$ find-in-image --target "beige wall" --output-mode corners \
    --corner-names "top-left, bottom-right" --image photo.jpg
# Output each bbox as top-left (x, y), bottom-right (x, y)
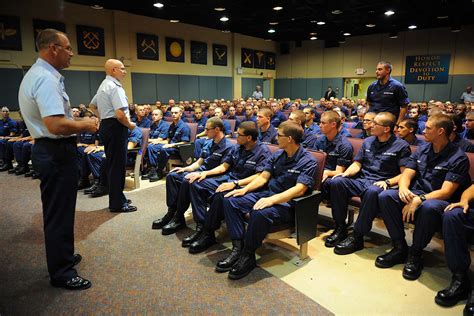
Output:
top-left (0, 0), bottom-right (277, 101)
top-left (277, 25), bottom-right (474, 78)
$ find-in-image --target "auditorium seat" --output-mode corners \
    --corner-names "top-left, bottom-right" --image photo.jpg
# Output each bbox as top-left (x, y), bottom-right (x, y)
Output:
top-left (348, 128), bottom-right (362, 138)
top-left (127, 127), bottom-right (150, 189)
top-left (166, 123), bottom-right (198, 171)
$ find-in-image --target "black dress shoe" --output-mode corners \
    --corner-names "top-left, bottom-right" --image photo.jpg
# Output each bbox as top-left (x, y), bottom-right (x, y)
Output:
top-left (189, 232), bottom-right (216, 254)
top-left (334, 233), bottom-right (364, 255)
top-left (152, 210), bottom-right (175, 229)
top-left (464, 291), bottom-right (474, 316)
top-left (0, 163), bottom-right (12, 172)
top-left (149, 172), bottom-right (163, 182)
top-left (228, 252), bottom-right (257, 280)
top-left (7, 166), bottom-right (17, 174)
top-left (73, 254), bottom-right (82, 266)
top-left (31, 172), bottom-right (39, 179)
top-left (84, 183), bottom-right (98, 195)
top-left (77, 178), bottom-right (91, 190)
top-left (24, 170), bottom-right (35, 177)
top-left (325, 225), bottom-right (347, 248)
top-left (182, 225), bottom-right (204, 248)
top-left (141, 167), bottom-right (154, 180)
top-left (161, 215), bottom-right (186, 235)
top-left (90, 185), bottom-right (108, 198)
top-left (50, 276), bottom-right (92, 290)
top-left (435, 273), bottom-right (470, 307)
top-left (403, 250), bottom-right (423, 280)
top-left (110, 203), bottom-right (137, 213)
top-left (216, 240), bottom-right (243, 273)
top-left (375, 240), bottom-right (408, 268)
top-left (15, 166), bottom-right (28, 175)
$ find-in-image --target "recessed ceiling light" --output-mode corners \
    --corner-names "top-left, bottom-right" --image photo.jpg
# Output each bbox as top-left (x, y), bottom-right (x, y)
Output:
top-left (91, 4), bottom-right (103, 9)
top-left (273, 6), bottom-right (283, 11)
top-left (384, 10), bottom-right (395, 16)
top-left (170, 20), bottom-right (180, 23)
top-left (451, 26), bottom-right (461, 32)
top-left (366, 23), bottom-right (376, 28)
top-left (310, 36), bottom-right (317, 40)
top-left (309, 32), bottom-right (317, 35)
top-left (408, 24), bottom-right (417, 29)
top-left (343, 32), bottom-right (351, 36)
top-left (317, 21), bottom-right (326, 25)
top-left (269, 21), bottom-right (279, 25)
top-left (389, 32), bottom-right (398, 38)
top-left (268, 29), bottom-right (276, 33)
top-left (221, 30), bottom-right (230, 33)
top-left (310, 20), bottom-right (317, 23)
top-left (437, 15), bottom-right (449, 19)
top-left (331, 9), bottom-right (343, 15)
top-left (220, 16), bottom-right (229, 22)
top-left (291, 18), bottom-right (295, 21)
top-left (214, 7), bottom-right (226, 11)
top-left (153, 2), bottom-right (164, 8)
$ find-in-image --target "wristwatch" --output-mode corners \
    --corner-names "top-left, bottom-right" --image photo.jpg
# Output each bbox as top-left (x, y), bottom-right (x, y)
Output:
top-left (233, 180), bottom-right (239, 188)
top-left (385, 179), bottom-right (391, 186)
top-left (419, 194), bottom-right (426, 202)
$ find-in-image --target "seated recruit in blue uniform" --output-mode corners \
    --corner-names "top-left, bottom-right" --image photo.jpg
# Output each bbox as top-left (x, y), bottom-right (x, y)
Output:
top-left (396, 119), bottom-right (426, 146)
top-left (214, 107), bottom-right (233, 136)
top-left (219, 121), bottom-right (318, 279)
top-left (242, 106), bottom-right (257, 124)
top-left (191, 107), bottom-right (208, 134)
top-left (131, 105), bottom-right (151, 128)
top-left (0, 107), bottom-right (18, 137)
top-left (184, 123), bottom-right (271, 252)
top-left (77, 131), bottom-right (99, 182)
top-left (256, 108), bottom-right (277, 145)
top-left (439, 185), bottom-right (474, 310)
top-left (226, 106), bottom-right (241, 131)
top-left (366, 62), bottom-right (410, 121)
top-left (324, 112), bottom-right (411, 252)
top-left (377, 114), bottom-right (471, 279)
top-left (303, 108), bottom-right (321, 140)
top-left (151, 117), bottom-right (233, 234)
top-left (355, 112), bottom-right (376, 139)
top-left (270, 102), bottom-right (287, 128)
top-left (149, 110), bottom-right (170, 140)
top-left (450, 114), bottom-right (474, 153)
top-left (0, 121), bottom-right (30, 171)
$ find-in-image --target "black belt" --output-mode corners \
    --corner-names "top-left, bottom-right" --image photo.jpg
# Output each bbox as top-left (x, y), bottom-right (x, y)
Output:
top-left (35, 137), bottom-right (76, 144)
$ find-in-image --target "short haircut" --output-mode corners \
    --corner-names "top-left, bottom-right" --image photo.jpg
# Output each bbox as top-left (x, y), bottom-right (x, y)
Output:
top-left (36, 28), bottom-right (65, 50)
top-left (171, 106), bottom-right (182, 113)
top-left (376, 112), bottom-right (397, 133)
top-left (1, 106), bottom-right (10, 112)
top-left (450, 114), bottom-right (464, 135)
top-left (467, 111), bottom-right (474, 119)
top-left (279, 121), bottom-right (304, 144)
top-left (321, 110), bottom-right (342, 128)
top-left (400, 118), bottom-right (418, 135)
top-left (429, 113), bottom-right (454, 137)
top-left (377, 61), bottom-right (393, 74)
top-left (289, 110), bottom-right (305, 129)
top-left (303, 107), bottom-right (317, 116)
top-left (258, 107), bottom-right (273, 119)
top-left (239, 121), bottom-right (258, 141)
top-left (152, 109), bottom-right (163, 116)
top-left (194, 106), bottom-right (202, 112)
top-left (207, 117), bottom-right (224, 131)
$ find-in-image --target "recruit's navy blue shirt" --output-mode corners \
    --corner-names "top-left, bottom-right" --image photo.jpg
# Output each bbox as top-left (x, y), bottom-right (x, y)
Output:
top-left (304, 122), bottom-right (321, 140)
top-left (354, 135), bottom-right (411, 182)
top-left (356, 130), bottom-right (371, 139)
top-left (149, 119), bottom-right (170, 139)
top-left (263, 146), bottom-right (318, 195)
top-left (191, 116), bottom-right (208, 134)
top-left (128, 127), bottom-right (143, 146)
top-left (367, 78), bottom-right (410, 118)
top-left (168, 120), bottom-right (191, 144)
top-left (312, 132), bottom-right (353, 171)
top-left (453, 136), bottom-right (474, 153)
top-left (406, 142), bottom-right (470, 201)
top-left (241, 115), bottom-right (257, 124)
top-left (222, 141), bottom-right (271, 180)
top-left (133, 116), bottom-right (151, 128)
top-left (0, 117), bottom-right (18, 136)
top-left (271, 111), bottom-right (287, 127)
top-left (222, 120), bottom-right (233, 135)
top-left (403, 136), bottom-right (426, 147)
top-left (198, 137), bottom-right (233, 171)
top-left (258, 125), bottom-right (278, 144)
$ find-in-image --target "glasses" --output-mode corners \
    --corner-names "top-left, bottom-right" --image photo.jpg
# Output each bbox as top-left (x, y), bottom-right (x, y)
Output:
top-left (373, 121), bottom-right (388, 127)
top-left (54, 44), bottom-right (73, 52)
top-left (363, 119), bottom-right (373, 122)
top-left (237, 133), bottom-right (246, 137)
top-left (277, 133), bottom-right (288, 138)
top-left (205, 127), bottom-right (216, 131)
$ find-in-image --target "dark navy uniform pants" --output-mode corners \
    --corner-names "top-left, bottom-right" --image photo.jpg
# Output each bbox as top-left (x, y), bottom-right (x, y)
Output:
top-left (442, 207), bottom-right (474, 273)
top-left (13, 141), bottom-right (32, 166)
top-left (223, 192), bottom-right (294, 252)
top-left (100, 119), bottom-right (128, 209)
top-left (147, 144), bottom-right (179, 172)
top-left (189, 177), bottom-right (229, 224)
top-left (0, 139), bottom-right (14, 163)
top-left (327, 177), bottom-right (383, 228)
top-left (165, 172), bottom-right (192, 216)
top-left (32, 137), bottom-right (78, 282)
top-left (378, 189), bottom-right (449, 249)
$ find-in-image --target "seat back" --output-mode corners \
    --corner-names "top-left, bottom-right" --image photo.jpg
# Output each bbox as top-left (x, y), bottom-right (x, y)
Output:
top-left (236, 115), bottom-right (245, 122)
top-left (164, 116), bottom-right (174, 122)
top-left (348, 128), bottom-right (362, 138)
top-left (409, 145), bottom-right (418, 154)
top-left (308, 150), bottom-right (327, 191)
top-left (185, 118), bottom-right (194, 123)
top-left (347, 137), bottom-right (364, 159)
top-left (467, 152), bottom-right (474, 182)
top-left (345, 121), bottom-right (356, 129)
top-left (224, 119), bottom-right (236, 134)
top-left (186, 122), bottom-right (198, 142)
top-left (139, 127), bottom-right (150, 170)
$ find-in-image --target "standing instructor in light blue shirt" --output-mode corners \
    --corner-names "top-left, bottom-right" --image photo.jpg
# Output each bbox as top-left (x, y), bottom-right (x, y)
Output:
top-left (18, 29), bottom-right (98, 290)
top-left (90, 59), bottom-right (138, 213)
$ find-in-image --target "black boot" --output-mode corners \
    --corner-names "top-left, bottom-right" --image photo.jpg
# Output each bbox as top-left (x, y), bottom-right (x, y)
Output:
top-left (90, 185), bottom-right (108, 198)
top-left (182, 224), bottom-right (204, 248)
top-left (228, 250), bottom-right (257, 280)
top-left (189, 231), bottom-right (216, 254)
top-left (15, 165), bottom-right (28, 175)
top-left (325, 225), bottom-right (348, 248)
top-left (464, 290), bottom-right (474, 316)
top-left (334, 232), bottom-right (364, 255)
top-left (435, 273), bottom-right (470, 307)
top-left (161, 213), bottom-right (186, 235)
top-left (216, 240), bottom-right (243, 273)
top-left (24, 169), bottom-right (35, 177)
top-left (375, 239), bottom-right (408, 268)
top-left (77, 177), bottom-right (91, 190)
top-left (149, 168), bottom-right (163, 182)
top-left (403, 249), bottom-right (423, 280)
top-left (7, 165), bottom-right (17, 174)
top-left (84, 181), bottom-right (99, 195)
top-left (141, 167), bottom-right (154, 180)
top-left (0, 162), bottom-right (13, 172)
top-left (152, 209), bottom-right (175, 229)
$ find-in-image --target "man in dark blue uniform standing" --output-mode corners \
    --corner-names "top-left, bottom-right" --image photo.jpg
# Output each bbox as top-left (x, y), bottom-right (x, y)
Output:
top-left (367, 61), bottom-right (410, 124)
top-left (90, 59), bottom-right (138, 213)
top-left (18, 29), bottom-right (98, 290)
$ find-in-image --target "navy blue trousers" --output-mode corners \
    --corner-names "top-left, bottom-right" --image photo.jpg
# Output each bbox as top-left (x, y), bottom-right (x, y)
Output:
top-left (165, 172), bottom-right (192, 216)
top-left (32, 137), bottom-right (78, 282)
top-left (147, 143), bottom-right (179, 172)
top-left (189, 176), bottom-right (230, 224)
top-left (13, 141), bottom-right (32, 166)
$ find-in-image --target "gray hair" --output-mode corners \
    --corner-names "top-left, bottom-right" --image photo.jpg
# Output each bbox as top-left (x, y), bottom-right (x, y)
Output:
top-left (36, 28), bottom-right (66, 50)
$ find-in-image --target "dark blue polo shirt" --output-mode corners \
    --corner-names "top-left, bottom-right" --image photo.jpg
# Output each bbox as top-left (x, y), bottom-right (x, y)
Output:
top-left (149, 119), bottom-right (170, 139)
top-left (128, 127), bottom-right (142, 146)
top-left (367, 78), bottom-right (410, 118)
top-left (241, 115), bottom-right (257, 124)
top-left (271, 111), bottom-right (287, 127)
top-left (198, 137), bottom-right (233, 171)
top-left (263, 146), bottom-right (318, 195)
top-left (222, 120), bottom-right (233, 135)
top-left (223, 142), bottom-right (270, 180)
top-left (304, 122), bottom-right (321, 140)
top-left (0, 117), bottom-right (18, 136)
top-left (453, 136), bottom-right (474, 153)
top-left (312, 132), bottom-right (353, 171)
top-left (168, 120), bottom-right (191, 144)
top-left (406, 142), bottom-right (470, 201)
top-left (356, 130), bottom-right (371, 139)
top-left (191, 116), bottom-right (208, 134)
top-left (258, 125), bottom-right (278, 144)
top-left (78, 131), bottom-right (97, 144)
top-left (354, 135), bottom-right (411, 182)
top-left (132, 116), bottom-right (152, 128)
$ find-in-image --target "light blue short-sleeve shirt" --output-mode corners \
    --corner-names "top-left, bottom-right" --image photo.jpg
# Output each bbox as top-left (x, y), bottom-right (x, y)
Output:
top-left (91, 75), bottom-right (130, 120)
top-left (18, 58), bottom-right (73, 139)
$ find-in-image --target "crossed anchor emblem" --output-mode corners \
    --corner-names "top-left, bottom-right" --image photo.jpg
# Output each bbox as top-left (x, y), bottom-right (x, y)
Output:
top-left (214, 48), bottom-right (226, 60)
top-left (243, 52), bottom-right (252, 65)
top-left (141, 39), bottom-right (156, 53)
top-left (0, 23), bottom-right (17, 40)
top-left (82, 31), bottom-right (100, 50)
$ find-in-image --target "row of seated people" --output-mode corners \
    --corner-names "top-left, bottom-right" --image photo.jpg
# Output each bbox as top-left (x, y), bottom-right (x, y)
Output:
top-left (148, 111), bottom-right (474, 313)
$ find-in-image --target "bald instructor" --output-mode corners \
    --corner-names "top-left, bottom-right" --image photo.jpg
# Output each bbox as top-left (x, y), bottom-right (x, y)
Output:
top-left (90, 59), bottom-right (138, 213)
top-left (19, 29), bottom-right (97, 290)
